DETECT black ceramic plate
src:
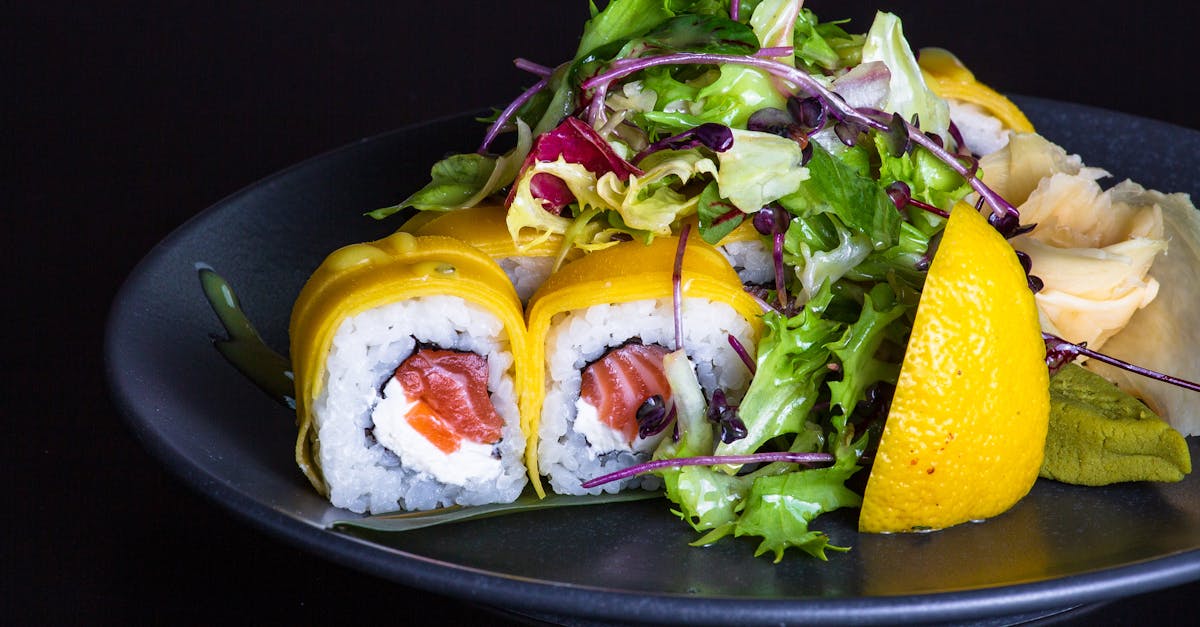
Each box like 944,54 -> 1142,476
106,97 -> 1200,625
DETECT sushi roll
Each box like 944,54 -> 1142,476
401,203 -> 579,303
713,220 -> 773,286
521,236 -> 764,497
290,231 -> 529,514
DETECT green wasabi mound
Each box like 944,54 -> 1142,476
1040,364 -> 1191,485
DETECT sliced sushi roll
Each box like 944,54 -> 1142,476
401,203 -> 579,303
290,232 -> 529,514
680,215 -> 773,286
522,236 -> 764,497
714,220 -> 773,286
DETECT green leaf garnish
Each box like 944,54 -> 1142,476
330,489 -> 662,532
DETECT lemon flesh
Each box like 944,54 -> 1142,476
859,203 -> 1050,533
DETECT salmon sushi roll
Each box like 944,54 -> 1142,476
522,236 -> 764,497
290,232 -> 529,514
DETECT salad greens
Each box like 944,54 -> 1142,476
369,0 -> 1196,560
376,0 -> 983,559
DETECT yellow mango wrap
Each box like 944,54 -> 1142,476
918,47 -> 1035,134
520,235 -> 765,497
400,203 -> 563,259
289,231 -> 528,495
401,204 -> 585,301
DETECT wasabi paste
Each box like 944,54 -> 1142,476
1041,364 -> 1191,485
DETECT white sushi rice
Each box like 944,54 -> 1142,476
719,239 -> 773,286
312,295 -> 526,514
538,297 -> 755,496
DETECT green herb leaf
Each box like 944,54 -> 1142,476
734,469 -> 859,561
717,297 -> 843,458
639,13 -> 759,55
368,153 -> 496,218
827,284 -> 909,416
331,489 -> 662,532
696,179 -> 744,244
779,142 -> 900,249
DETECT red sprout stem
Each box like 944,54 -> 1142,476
478,76 -> 549,154
673,224 -> 691,351
906,197 -> 950,218
579,52 -> 1019,225
1044,333 -> 1200,392
773,226 -> 788,311
728,334 -> 756,374
580,451 -> 836,488
711,205 -> 743,225
755,46 -> 794,58
514,57 -> 553,77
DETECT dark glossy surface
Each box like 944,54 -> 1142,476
13,1 -> 1200,624
105,99 -> 1200,625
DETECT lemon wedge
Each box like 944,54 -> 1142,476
859,203 -> 1050,533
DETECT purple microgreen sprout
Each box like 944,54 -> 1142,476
751,206 -> 778,235
673,224 -> 691,351
880,113 -> 910,157
833,120 -> 867,147
727,334 -> 756,374
513,57 -> 554,77
773,214 -> 788,311
578,52 -> 1022,230
632,122 -> 734,163
787,96 -> 827,135
746,107 -> 795,136
580,451 -> 835,489
1015,251 -> 1044,293
886,181 -> 950,219
755,46 -> 794,58
637,394 -> 677,438
478,76 -> 549,154
749,206 -> 790,308
707,389 -> 749,443
947,120 -> 968,156
1043,333 -> 1200,392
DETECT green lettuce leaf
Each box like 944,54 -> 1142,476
792,9 -> 863,72
716,289 -> 842,458
714,128 -> 808,212
860,11 -> 949,139
733,465 -> 860,561
661,466 -> 749,539
875,135 -> 973,214
640,64 -> 788,134
371,119 -> 533,218
827,283 -> 909,415
783,213 -> 875,304
749,0 -> 800,58
577,0 -> 675,59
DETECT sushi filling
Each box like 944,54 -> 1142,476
573,342 -> 673,457
371,347 -> 504,486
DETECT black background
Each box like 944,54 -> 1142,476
8,1 -> 1199,624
